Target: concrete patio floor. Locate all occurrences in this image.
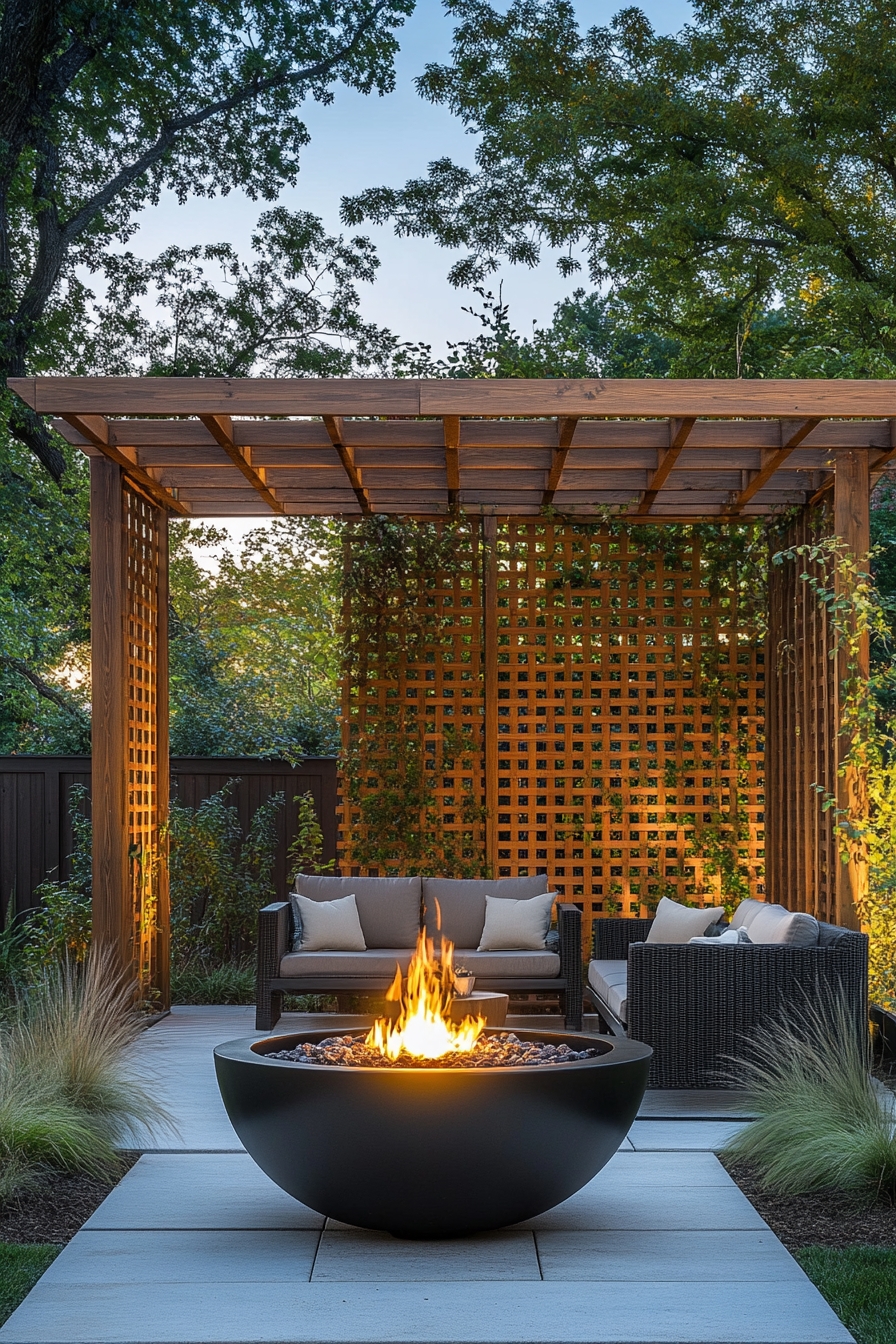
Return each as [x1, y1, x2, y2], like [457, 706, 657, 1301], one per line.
[0, 1007, 854, 1344]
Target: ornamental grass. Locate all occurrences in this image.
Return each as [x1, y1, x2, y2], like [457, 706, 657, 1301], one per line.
[725, 995, 896, 1203]
[0, 954, 171, 1202]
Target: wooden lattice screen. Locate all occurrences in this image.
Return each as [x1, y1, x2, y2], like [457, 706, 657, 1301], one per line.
[340, 521, 766, 950]
[124, 485, 170, 1003]
[765, 505, 839, 923]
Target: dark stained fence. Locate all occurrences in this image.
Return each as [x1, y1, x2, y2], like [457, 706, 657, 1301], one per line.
[0, 756, 337, 926]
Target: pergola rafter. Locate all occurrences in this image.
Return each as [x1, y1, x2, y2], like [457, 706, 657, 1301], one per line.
[10, 375, 888, 1008]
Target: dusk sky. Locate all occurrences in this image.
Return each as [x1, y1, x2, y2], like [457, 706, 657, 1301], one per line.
[134, 1, 693, 358]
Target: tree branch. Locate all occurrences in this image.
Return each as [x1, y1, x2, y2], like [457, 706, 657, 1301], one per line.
[0, 654, 89, 718]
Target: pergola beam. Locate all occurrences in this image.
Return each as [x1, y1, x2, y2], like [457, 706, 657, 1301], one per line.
[730, 418, 821, 514]
[199, 414, 284, 514]
[323, 415, 370, 513]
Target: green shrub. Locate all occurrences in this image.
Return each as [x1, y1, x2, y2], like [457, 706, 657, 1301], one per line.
[171, 959, 255, 1005]
[287, 790, 334, 884]
[167, 782, 282, 963]
[0, 954, 171, 1203]
[797, 1247, 896, 1344]
[0, 1244, 59, 1326]
[21, 785, 91, 973]
[724, 995, 896, 1201]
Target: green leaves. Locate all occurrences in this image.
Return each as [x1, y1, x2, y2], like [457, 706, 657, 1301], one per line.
[345, 0, 896, 375]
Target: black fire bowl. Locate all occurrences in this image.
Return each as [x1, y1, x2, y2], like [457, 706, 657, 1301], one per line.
[214, 1028, 651, 1239]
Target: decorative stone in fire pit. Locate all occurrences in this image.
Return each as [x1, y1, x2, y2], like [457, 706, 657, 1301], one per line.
[214, 927, 651, 1237]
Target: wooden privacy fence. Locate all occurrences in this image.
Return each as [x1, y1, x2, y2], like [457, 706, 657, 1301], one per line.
[0, 756, 338, 927]
[341, 520, 766, 953]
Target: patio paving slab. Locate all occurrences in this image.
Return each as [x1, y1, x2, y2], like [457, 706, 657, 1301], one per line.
[535, 1229, 807, 1281]
[311, 1230, 541, 1281]
[628, 1120, 749, 1151]
[0, 1278, 852, 1344]
[38, 1230, 320, 1283]
[84, 1154, 324, 1230]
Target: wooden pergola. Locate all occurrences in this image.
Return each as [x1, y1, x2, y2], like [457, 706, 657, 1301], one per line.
[10, 375, 890, 1005]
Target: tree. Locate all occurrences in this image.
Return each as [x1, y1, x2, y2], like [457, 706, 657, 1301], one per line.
[344, 0, 896, 377]
[167, 518, 342, 759]
[1, 0, 413, 479]
[78, 208, 399, 378]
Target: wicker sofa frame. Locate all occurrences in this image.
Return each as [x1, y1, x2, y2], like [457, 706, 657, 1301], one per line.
[587, 917, 868, 1088]
[257, 901, 584, 1033]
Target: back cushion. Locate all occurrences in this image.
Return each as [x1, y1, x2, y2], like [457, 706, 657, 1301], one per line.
[731, 898, 765, 931]
[747, 903, 819, 947]
[422, 875, 550, 948]
[292, 874, 421, 949]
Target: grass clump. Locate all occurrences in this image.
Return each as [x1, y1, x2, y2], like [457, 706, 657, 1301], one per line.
[0, 954, 171, 1202]
[796, 1246, 896, 1344]
[725, 995, 896, 1202]
[0, 1244, 59, 1326]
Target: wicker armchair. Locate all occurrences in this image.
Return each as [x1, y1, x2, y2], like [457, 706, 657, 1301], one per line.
[587, 917, 868, 1088]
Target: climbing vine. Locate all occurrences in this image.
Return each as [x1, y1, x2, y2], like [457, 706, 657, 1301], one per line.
[341, 514, 487, 877]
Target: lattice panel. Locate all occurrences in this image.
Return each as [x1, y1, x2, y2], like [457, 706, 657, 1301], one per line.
[124, 486, 167, 999]
[340, 521, 486, 875]
[493, 524, 765, 949]
[341, 521, 766, 950]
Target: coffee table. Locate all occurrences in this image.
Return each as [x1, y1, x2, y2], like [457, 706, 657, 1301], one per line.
[450, 990, 509, 1027]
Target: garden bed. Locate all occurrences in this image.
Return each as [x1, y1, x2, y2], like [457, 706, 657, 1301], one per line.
[0, 1153, 139, 1246]
[723, 1159, 896, 1250]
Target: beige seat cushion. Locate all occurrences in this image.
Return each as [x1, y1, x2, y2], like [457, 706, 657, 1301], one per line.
[422, 875, 550, 948]
[588, 960, 628, 1023]
[280, 949, 414, 978]
[452, 949, 560, 978]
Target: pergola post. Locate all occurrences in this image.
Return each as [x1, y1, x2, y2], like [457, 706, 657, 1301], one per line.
[833, 449, 871, 931]
[90, 456, 170, 1005]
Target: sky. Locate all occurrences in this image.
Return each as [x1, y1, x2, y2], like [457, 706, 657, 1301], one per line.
[135, 0, 692, 356]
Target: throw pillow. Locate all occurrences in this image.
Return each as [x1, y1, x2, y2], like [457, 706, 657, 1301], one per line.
[689, 927, 752, 946]
[292, 892, 366, 953]
[477, 891, 557, 952]
[746, 904, 819, 947]
[646, 896, 725, 944]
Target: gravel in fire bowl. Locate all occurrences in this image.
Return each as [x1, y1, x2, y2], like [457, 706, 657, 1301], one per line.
[267, 1032, 602, 1069]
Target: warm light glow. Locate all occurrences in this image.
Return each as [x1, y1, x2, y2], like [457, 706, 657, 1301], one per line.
[365, 925, 485, 1060]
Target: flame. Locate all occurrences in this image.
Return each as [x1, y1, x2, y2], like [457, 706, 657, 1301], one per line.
[365, 924, 485, 1060]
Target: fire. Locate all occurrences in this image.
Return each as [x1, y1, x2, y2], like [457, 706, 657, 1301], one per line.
[365, 925, 485, 1060]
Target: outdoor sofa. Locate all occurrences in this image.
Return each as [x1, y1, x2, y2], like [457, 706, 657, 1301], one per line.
[586, 897, 868, 1088]
[257, 874, 583, 1032]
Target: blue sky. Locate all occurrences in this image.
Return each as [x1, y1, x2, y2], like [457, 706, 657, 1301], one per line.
[135, 0, 693, 357]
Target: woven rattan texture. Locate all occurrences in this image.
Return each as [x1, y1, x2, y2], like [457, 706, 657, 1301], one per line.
[766, 508, 838, 923]
[341, 522, 765, 950]
[124, 486, 165, 998]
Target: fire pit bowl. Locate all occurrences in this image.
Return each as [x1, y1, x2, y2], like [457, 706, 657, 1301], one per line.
[214, 1028, 651, 1238]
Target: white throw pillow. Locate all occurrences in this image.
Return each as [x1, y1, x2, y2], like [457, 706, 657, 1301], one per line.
[689, 927, 752, 946]
[731, 898, 765, 931]
[477, 891, 557, 952]
[646, 896, 725, 944]
[292, 892, 366, 953]
[746, 904, 819, 947]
